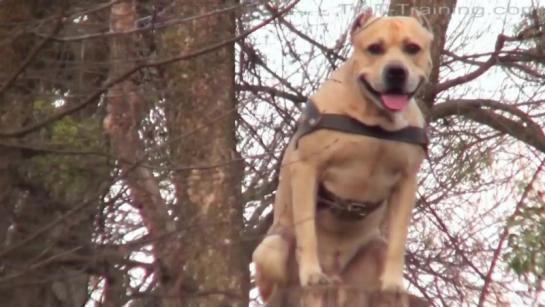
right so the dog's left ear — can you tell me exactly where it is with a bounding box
[350,8,374,38]
[410,8,433,34]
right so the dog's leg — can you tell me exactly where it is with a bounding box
[290,161,330,286]
[253,234,291,300]
[380,176,417,292]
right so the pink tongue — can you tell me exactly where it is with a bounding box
[380,95,409,111]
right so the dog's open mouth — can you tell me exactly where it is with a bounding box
[359,77,421,112]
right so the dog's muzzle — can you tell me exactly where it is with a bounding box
[358,75,423,112]
[384,64,408,92]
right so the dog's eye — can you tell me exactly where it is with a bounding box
[404,43,421,55]
[367,43,384,55]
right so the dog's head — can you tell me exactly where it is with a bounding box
[349,9,433,113]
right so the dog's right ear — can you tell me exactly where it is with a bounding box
[350,8,374,38]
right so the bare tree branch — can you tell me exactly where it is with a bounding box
[0,0,300,138]
[431,99,545,153]
[0,15,64,95]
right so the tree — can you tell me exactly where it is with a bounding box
[0,1,108,306]
[104,1,249,306]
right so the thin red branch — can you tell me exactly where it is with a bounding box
[266,3,346,63]
[477,159,545,307]
[236,83,307,103]
[434,34,507,94]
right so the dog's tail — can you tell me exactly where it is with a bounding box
[253,234,290,301]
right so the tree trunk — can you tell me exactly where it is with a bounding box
[161,1,249,306]
[105,1,174,305]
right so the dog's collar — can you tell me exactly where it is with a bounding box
[294,100,428,150]
[317,185,382,220]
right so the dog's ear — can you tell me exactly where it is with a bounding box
[410,8,433,34]
[350,8,374,37]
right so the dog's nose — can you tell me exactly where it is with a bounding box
[384,64,408,90]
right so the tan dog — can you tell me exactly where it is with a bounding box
[253,9,433,305]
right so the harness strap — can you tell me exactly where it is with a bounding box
[294,100,428,220]
[295,100,428,150]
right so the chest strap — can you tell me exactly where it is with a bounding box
[295,100,428,149]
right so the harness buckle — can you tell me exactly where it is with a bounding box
[308,117,320,127]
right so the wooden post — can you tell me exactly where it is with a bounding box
[267,286,430,307]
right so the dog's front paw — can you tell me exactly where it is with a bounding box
[380,273,405,292]
[299,265,336,286]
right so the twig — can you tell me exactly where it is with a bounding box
[434,34,507,93]
[36,2,259,42]
[236,83,307,103]
[0,0,300,138]
[0,15,64,95]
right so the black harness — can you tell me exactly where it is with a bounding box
[295,100,428,149]
[294,100,428,220]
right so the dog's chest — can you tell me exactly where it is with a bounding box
[320,134,419,202]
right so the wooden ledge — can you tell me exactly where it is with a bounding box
[266,285,430,307]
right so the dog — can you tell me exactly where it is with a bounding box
[253,8,433,306]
